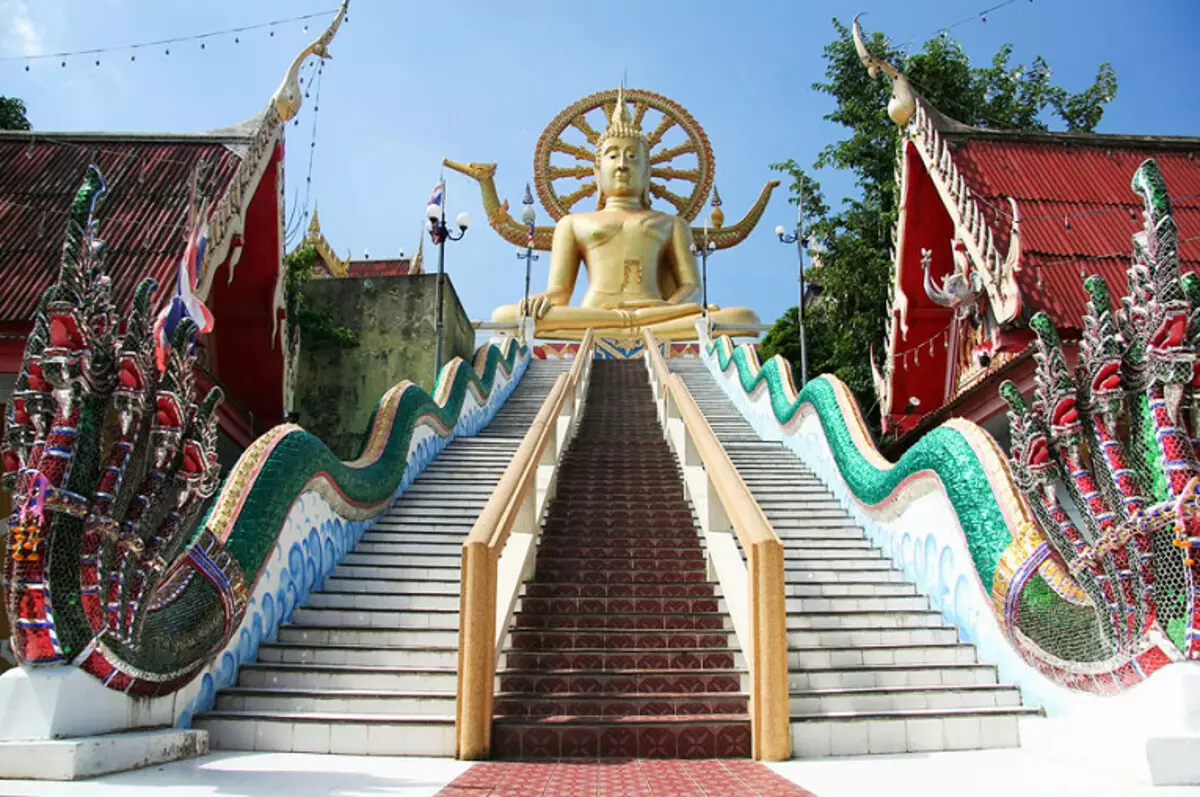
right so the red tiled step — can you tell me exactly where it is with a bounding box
[497,668,745,695]
[509,629,734,651]
[518,596,719,615]
[491,716,752,759]
[512,612,726,631]
[522,582,719,600]
[504,648,736,671]
[494,692,748,719]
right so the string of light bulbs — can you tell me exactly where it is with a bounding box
[5,8,341,69]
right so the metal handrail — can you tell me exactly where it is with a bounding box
[643,329,791,761]
[454,329,595,759]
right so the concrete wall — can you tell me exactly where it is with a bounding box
[293,274,474,460]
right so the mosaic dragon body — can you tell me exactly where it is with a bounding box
[1002,158,1200,661]
[1,167,525,698]
[701,158,1195,696]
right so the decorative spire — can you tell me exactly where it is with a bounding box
[271,0,349,123]
[852,13,917,127]
[710,185,725,228]
[597,79,647,152]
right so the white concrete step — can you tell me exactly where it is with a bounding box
[789,663,998,691]
[215,687,456,716]
[322,576,461,595]
[788,643,976,669]
[306,591,460,611]
[334,563,459,581]
[237,662,457,691]
[255,640,459,667]
[788,626,959,648]
[787,609,945,630]
[785,581,916,598]
[290,607,458,630]
[195,712,455,756]
[278,626,459,648]
[789,684,1022,714]
[340,552,460,569]
[790,708,1037,757]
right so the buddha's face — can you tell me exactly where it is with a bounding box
[595,136,649,201]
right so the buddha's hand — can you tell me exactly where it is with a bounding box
[519,293,557,319]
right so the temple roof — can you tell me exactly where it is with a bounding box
[346,257,419,278]
[938,127,1200,331]
[0,130,249,324]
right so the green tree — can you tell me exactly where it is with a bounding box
[0,97,30,130]
[285,244,359,348]
[762,19,1118,426]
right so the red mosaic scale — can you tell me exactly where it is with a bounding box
[493,361,752,760]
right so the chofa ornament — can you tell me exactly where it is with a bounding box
[1002,158,1200,659]
[1,166,246,695]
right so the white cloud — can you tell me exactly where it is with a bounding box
[2,0,44,57]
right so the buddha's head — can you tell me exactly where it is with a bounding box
[595,86,651,209]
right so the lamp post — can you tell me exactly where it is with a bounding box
[425,199,471,384]
[515,184,539,344]
[776,188,809,387]
[690,223,716,323]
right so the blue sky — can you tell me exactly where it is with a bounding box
[3,0,1197,333]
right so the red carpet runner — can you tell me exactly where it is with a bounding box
[436,760,817,796]
[492,361,751,759]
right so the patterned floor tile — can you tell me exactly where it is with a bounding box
[435,760,817,796]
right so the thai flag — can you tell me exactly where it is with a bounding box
[153,217,215,372]
[527,223,535,248]
[428,181,445,212]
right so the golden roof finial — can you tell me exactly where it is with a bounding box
[852,13,916,127]
[597,78,647,152]
[306,202,323,238]
[271,0,350,123]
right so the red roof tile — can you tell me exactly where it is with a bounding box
[346,258,415,278]
[0,132,247,324]
[948,136,1200,330]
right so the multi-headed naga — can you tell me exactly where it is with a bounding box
[1003,158,1200,659]
[1,166,243,695]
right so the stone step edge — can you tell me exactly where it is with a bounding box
[790,705,1045,722]
[787,642,973,653]
[791,663,995,674]
[260,642,459,652]
[219,686,454,699]
[499,668,748,677]
[790,684,1020,698]
[240,662,456,674]
[491,715,751,727]
[495,691,747,701]
[196,710,454,724]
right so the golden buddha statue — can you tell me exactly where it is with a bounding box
[447,87,776,342]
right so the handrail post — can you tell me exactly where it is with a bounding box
[456,540,496,760]
[750,539,791,761]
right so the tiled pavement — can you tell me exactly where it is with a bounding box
[435,759,816,796]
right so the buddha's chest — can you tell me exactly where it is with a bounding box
[575,212,674,258]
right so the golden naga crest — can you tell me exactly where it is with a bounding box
[444,87,779,251]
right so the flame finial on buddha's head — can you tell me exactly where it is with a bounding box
[596,81,647,155]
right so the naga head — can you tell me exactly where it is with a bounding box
[1002,380,1055,497]
[1079,276,1126,426]
[1031,313,1082,446]
[39,165,116,418]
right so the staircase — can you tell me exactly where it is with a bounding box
[492,360,752,759]
[194,358,571,756]
[670,360,1041,757]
